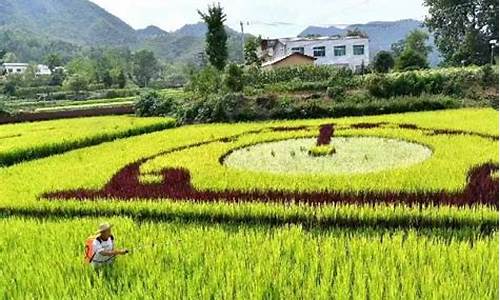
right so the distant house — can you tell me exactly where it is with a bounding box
[260,35,370,72]
[262,52,316,70]
[2,63,29,75]
[1,63,52,76]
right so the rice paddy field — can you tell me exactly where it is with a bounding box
[0,108,498,299]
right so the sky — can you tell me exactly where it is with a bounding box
[90,0,428,38]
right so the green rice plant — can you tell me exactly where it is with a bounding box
[0,216,497,299]
[0,108,496,223]
[0,116,176,166]
[308,145,336,156]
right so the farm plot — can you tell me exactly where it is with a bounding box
[0,116,175,167]
[0,108,498,299]
[0,217,497,299]
[0,108,497,227]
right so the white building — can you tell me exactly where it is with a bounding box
[2,63,52,76]
[261,36,370,72]
[2,63,29,75]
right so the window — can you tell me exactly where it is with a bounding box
[353,45,365,55]
[334,46,346,56]
[7,69,13,73]
[313,46,326,57]
[291,47,304,54]
[16,68,22,73]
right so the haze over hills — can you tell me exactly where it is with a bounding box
[0,0,246,63]
[0,0,439,65]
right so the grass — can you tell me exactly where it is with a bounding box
[0,216,497,299]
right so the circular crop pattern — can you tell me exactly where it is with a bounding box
[223,137,433,175]
[43,120,499,208]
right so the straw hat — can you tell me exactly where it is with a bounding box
[95,223,113,234]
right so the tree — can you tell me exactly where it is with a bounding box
[132,50,159,87]
[372,51,395,73]
[49,68,65,86]
[116,70,127,89]
[63,74,89,94]
[3,81,16,96]
[395,49,429,71]
[102,70,113,88]
[391,39,405,57]
[3,52,17,63]
[392,30,432,58]
[452,28,491,65]
[66,57,96,83]
[224,64,244,92]
[424,0,498,65]
[393,30,431,70]
[244,36,261,66]
[198,3,228,70]
[345,28,368,38]
[0,49,6,64]
[45,53,62,72]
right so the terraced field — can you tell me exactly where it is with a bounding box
[0,108,497,298]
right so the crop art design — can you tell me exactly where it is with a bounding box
[42,123,499,208]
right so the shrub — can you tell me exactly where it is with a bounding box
[308,145,336,157]
[395,49,429,71]
[480,64,497,87]
[63,74,89,94]
[185,66,222,98]
[103,89,140,99]
[0,98,11,116]
[327,86,346,99]
[245,65,351,86]
[372,51,395,73]
[223,64,245,92]
[3,81,16,96]
[135,91,177,117]
[365,67,495,99]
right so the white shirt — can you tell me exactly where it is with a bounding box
[91,237,115,266]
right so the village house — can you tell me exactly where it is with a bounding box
[1,63,52,76]
[262,52,317,70]
[260,35,370,72]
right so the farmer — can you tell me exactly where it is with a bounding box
[87,223,128,267]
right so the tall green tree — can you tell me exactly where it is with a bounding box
[116,70,127,89]
[393,30,431,70]
[372,51,395,73]
[244,36,261,66]
[3,52,17,63]
[44,53,62,72]
[424,0,498,65]
[393,30,432,58]
[198,3,228,70]
[0,49,6,64]
[395,49,429,71]
[132,50,159,87]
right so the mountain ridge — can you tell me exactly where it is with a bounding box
[0,0,439,65]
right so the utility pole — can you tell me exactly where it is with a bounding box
[240,21,245,63]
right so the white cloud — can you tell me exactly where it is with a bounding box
[90,0,428,37]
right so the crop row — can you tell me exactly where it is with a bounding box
[0,216,497,299]
[137,123,497,194]
[0,109,497,224]
[0,116,175,167]
[43,121,498,207]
